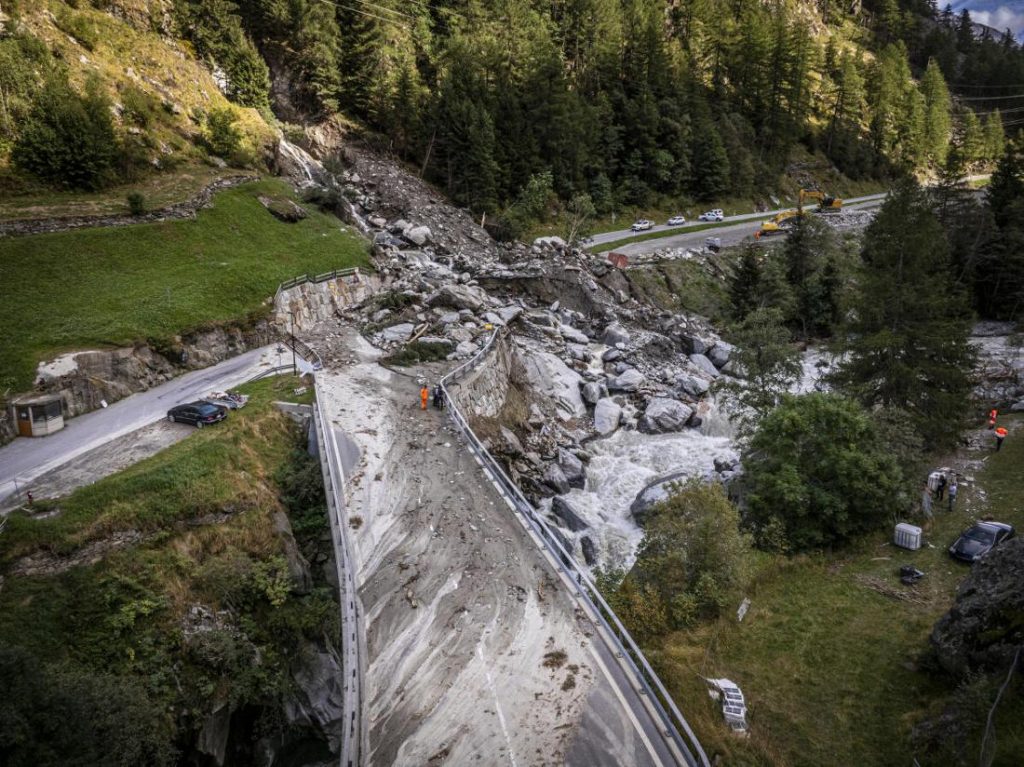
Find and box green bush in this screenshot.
[382,341,452,367]
[120,85,161,128]
[743,393,906,552]
[126,192,147,215]
[12,75,119,190]
[205,107,241,158]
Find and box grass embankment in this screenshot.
[623,258,729,324]
[0,164,234,221]
[0,375,335,761]
[655,415,1024,766]
[0,178,370,392]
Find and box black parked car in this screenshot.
[948,521,1015,563]
[167,401,227,428]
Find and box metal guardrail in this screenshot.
[440,330,711,767]
[281,336,324,371]
[244,364,295,383]
[275,267,364,301]
[312,383,365,767]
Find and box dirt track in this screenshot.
[317,326,665,767]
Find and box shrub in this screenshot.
[742,393,906,552]
[126,192,146,215]
[382,341,452,367]
[12,75,119,190]
[120,85,160,128]
[205,107,241,158]
[54,8,99,51]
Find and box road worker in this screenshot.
[420,384,429,410]
[995,426,1007,452]
[988,408,998,429]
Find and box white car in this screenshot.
[667,215,686,226]
[631,219,653,232]
[699,210,724,222]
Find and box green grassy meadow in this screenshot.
[0,178,370,392]
[654,415,1024,767]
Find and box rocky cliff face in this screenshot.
[931,536,1024,677]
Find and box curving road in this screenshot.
[0,345,286,508]
[587,193,889,250]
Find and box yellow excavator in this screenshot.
[758,189,843,236]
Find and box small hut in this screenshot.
[11,394,64,437]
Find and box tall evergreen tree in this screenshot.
[832,179,975,448]
[920,58,951,167]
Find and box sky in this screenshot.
[951,1,1024,41]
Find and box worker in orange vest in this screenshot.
[995,426,1008,452]
[420,384,429,410]
[988,408,998,429]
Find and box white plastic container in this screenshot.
[894,523,922,551]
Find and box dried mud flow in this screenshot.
[317,326,667,767]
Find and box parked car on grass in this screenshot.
[667,215,686,226]
[631,219,653,232]
[167,401,227,428]
[948,521,1015,563]
[699,210,725,222]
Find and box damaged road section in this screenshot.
[316,327,687,766]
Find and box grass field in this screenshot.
[0,178,370,392]
[653,415,1024,767]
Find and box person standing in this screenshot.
[420,384,429,410]
[935,472,947,502]
[995,426,1007,451]
[947,476,958,511]
[988,408,998,429]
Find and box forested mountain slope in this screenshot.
[1,0,1021,221]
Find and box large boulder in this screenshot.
[679,333,710,356]
[551,496,588,532]
[580,535,598,566]
[404,225,432,246]
[708,342,734,369]
[517,350,586,420]
[557,448,586,489]
[544,463,571,495]
[427,284,488,312]
[560,324,590,345]
[675,370,710,398]
[593,398,622,436]
[382,323,415,343]
[930,536,1024,677]
[689,353,720,378]
[601,322,631,347]
[629,471,690,525]
[581,381,605,406]
[608,368,644,392]
[638,397,694,434]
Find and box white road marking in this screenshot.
[477,644,519,767]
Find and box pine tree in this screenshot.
[983,111,1005,163]
[729,245,763,321]
[832,179,975,449]
[959,109,983,166]
[920,58,951,167]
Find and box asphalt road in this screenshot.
[0,345,284,507]
[587,192,889,248]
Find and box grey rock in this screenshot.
[371,309,392,323]
[638,397,694,434]
[483,311,504,327]
[602,348,622,362]
[389,218,410,233]
[428,284,488,311]
[497,305,524,324]
[404,225,432,246]
[382,323,415,342]
[557,447,586,489]
[545,463,571,495]
[680,334,709,356]
[551,496,588,532]
[594,398,622,435]
[560,324,590,344]
[608,368,644,392]
[438,312,461,325]
[675,371,710,397]
[581,381,605,406]
[455,341,477,356]
[499,426,524,455]
[417,336,453,347]
[602,322,631,347]
[689,353,720,378]
[580,535,598,566]
[708,342,734,368]
[1011,400,1024,412]
[534,235,567,249]
[630,471,689,525]
[517,350,586,420]
[931,536,1024,677]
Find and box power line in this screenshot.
[313,0,410,28]
[955,92,1024,101]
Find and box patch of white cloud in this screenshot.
[965,5,1024,38]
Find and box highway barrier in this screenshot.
[441,329,711,767]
